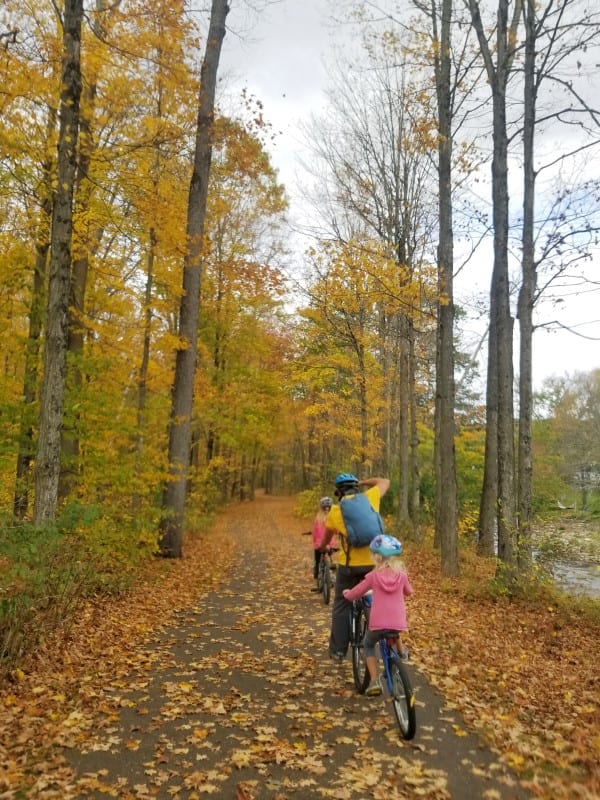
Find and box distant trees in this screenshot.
[538,370,600,510]
[300,36,439,533]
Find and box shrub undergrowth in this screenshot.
[0,503,160,673]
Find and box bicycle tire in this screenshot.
[322,562,331,604]
[316,559,324,594]
[390,659,416,740]
[350,605,370,693]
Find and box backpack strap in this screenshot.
[340,493,355,565]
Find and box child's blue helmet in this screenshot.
[370,534,403,557]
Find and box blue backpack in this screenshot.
[340,492,385,547]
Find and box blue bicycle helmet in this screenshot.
[334,473,359,489]
[370,534,403,557]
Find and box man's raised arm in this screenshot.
[358,476,390,497]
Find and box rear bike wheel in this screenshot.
[316,557,324,594]
[350,603,370,693]
[389,658,416,740]
[322,560,332,604]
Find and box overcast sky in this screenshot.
[221,0,332,187]
[219,0,600,389]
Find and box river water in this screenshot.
[533,518,600,600]
[543,557,600,599]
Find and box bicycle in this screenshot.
[349,595,416,740]
[316,547,337,604]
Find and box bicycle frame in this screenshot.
[350,596,416,740]
[380,634,400,689]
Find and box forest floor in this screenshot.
[0,493,598,799]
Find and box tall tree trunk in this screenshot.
[59,0,107,502]
[33,0,84,524]
[408,323,421,529]
[490,1,518,576]
[468,0,521,578]
[133,230,156,512]
[478,311,498,555]
[158,0,229,557]
[517,0,536,574]
[434,0,459,576]
[397,322,410,524]
[134,46,167,510]
[14,110,56,518]
[358,339,369,467]
[59,93,96,502]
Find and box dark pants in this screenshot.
[329,564,373,657]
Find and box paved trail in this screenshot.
[69,494,531,799]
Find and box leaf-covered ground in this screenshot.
[0,494,598,799]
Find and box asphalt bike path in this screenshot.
[69,494,531,799]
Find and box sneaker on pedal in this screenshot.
[365,678,382,696]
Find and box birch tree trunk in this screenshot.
[33,0,84,524]
[158,0,229,557]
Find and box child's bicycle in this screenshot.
[316,547,338,604]
[349,595,417,740]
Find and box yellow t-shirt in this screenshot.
[326,486,381,567]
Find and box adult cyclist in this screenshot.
[320,473,390,662]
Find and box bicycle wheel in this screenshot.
[316,558,324,594]
[350,604,370,693]
[390,659,416,740]
[322,561,331,605]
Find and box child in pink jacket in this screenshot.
[343,534,413,696]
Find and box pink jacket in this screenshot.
[312,517,327,549]
[343,568,413,631]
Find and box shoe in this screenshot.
[365,678,382,696]
[330,651,345,663]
